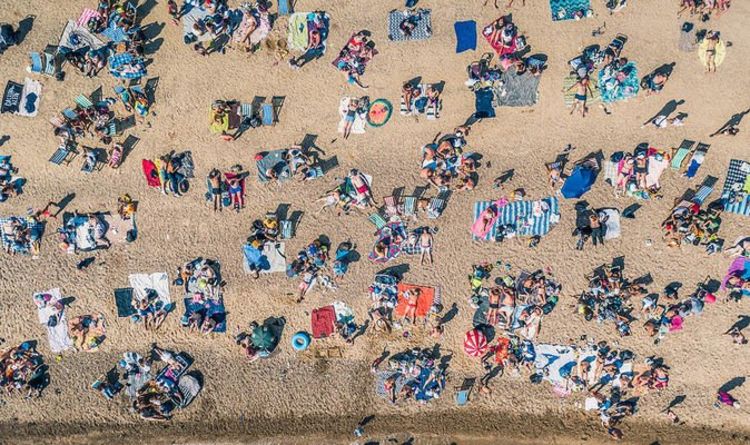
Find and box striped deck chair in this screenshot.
[280,220,294,239]
[49,116,65,129]
[28,52,43,74]
[49,144,77,166]
[403,196,417,220]
[62,108,78,120]
[383,195,400,217]
[368,213,387,230]
[427,195,446,219]
[693,176,717,205]
[240,103,253,118]
[75,94,94,109]
[670,139,695,170]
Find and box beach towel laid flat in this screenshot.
[256,149,291,182]
[33,288,73,354]
[474,88,495,118]
[394,283,437,318]
[722,257,750,291]
[399,84,441,119]
[337,97,368,134]
[388,9,432,41]
[699,39,726,68]
[645,154,669,189]
[243,242,287,274]
[472,197,560,241]
[287,12,310,51]
[598,62,639,103]
[58,20,105,53]
[114,288,136,317]
[493,70,540,107]
[534,344,633,387]
[182,7,213,43]
[76,8,100,27]
[1,81,23,114]
[561,165,597,199]
[182,297,227,333]
[684,145,709,179]
[454,20,477,53]
[128,272,170,305]
[563,72,600,107]
[722,159,750,216]
[108,53,147,80]
[550,0,592,21]
[2,78,42,117]
[599,208,621,240]
[311,305,336,338]
[367,99,393,127]
[0,216,43,254]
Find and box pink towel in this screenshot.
[77,8,100,27]
[471,206,498,238]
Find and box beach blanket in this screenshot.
[368,221,407,262]
[128,272,170,305]
[62,213,107,252]
[645,153,669,189]
[182,297,227,333]
[33,288,74,353]
[58,20,105,53]
[399,84,441,119]
[69,313,106,352]
[367,99,393,127]
[394,283,437,319]
[256,149,291,182]
[337,97,368,134]
[550,0,592,21]
[598,62,639,104]
[182,7,213,43]
[2,78,41,117]
[0,216,43,254]
[722,257,750,291]
[287,13,309,51]
[243,242,287,274]
[244,10,272,46]
[472,197,560,241]
[114,288,136,317]
[108,53,146,80]
[561,165,597,199]
[721,159,750,216]
[563,72,600,107]
[388,9,432,41]
[1,81,23,114]
[493,70,540,107]
[534,344,633,387]
[76,8,100,27]
[375,370,406,398]
[599,208,621,240]
[454,20,477,53]
[474,88,496,119]
[699,39,726,68]
[311,305,336,338]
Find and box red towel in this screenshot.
[142,159,160,188]
[311,305,336,338]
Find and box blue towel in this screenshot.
[474,88,495,119]
[550,0,591,21]
[561,165,597,199]
[454,20,476,53]
[182,297,227,333]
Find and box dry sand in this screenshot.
[1,0,750,444]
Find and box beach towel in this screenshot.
[33,288,73,353]
[550,0,592,21]
[368,221,407,262]
[722,159,750,216]
[0,216,43,254]
[182,7,213,43]
[142,159,160,187]
[394,283,437,319]
[58,20,105,53]
[400,84,441,119]
[454,20,476,53]
[598,62,639,103]
[256,149,291,182]
[471,202,503,238]
[699,39,726,68]
[684,145,709,179]
[493,70,540,107]
[722,257,750,291]
[16,78,41,118]
[311,305,336,338]
[678,28,697,52]
[472,197,560,241]
[108,53,146,80]
[534,344,633,387]
[243,242,287,274]
[474,88,495,119]
[1,81,23,114]
[76,8,100,27]
[563,72,600,107]
[561,165,597,198]
[248,11,272,46]
[182,297,227,333]
[287,13,310,51]
[388,9,432,42]
[645,153,669,188]
[599,208,621,240]
[337,97,367,134]
[128,272,170,305]
[367,99,393,127]
[114,288,136,317]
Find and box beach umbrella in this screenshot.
[463,328,488,357]
[250,325,274,350]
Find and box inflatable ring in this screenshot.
[291,331,311,352]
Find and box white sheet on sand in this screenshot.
[645,155,669,188]
[534,344,632,387]
[34,288,73,353]
[599,208,621,240]
[58,20,106,52]
[243,242,287,274]
[16,78,42,118]
[75,223,96,251]
[128,272,170,304]
[337,97,367,135]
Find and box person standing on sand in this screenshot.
[564,75,594,117]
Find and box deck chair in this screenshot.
[693,176,717,205]
[403,196,417,220]
[280,219,294,239]
[261,103,274,126]
[278,0,292,15]
[383,195,400,217]
[454,377,475,406]
[240,103,253,118]
[271,96,284,124]
[101,121,118,137]
[74,94,94,109]
[684,142,710,179]
[49,143,77,166]
[427,191,449,219]
[671,139,695,170]
[81,147,104,173]
[62,108,79,120]
[144,77,159,105]
[368,213,387,230]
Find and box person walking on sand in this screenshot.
[564,75,594,117]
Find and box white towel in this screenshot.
[128,272,170,304]
[33,288,73,353]
[337,97,367,135]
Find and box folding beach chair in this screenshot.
[74,94,94,109]
[609,33,628,56]
[403,196,417,220]
[28,52,43,74]
[427,190,450,219]
[271,96,285,123]
[684,142,710,179]
[693,176,718,205]
[49,143,77,166]
[382,195,400,217]
[671,139,695,170]
[28,46,58,77]
[240,103,253,118]
[278,0,292,15]
[368,213,387,230]
[454,377,475,406]
[280,219,294,239]
[261,103,274,126]
[62,108,79,120]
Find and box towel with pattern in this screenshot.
[388,9,432,41]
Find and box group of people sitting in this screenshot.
[234,320,278,362]
[375,347,447,405]
[57,212,111,253]
[401,80,441,116]
[130,345,192,421]
[420,126,478,190]
[576,264,650,337]
[260,146,317,182]
[332,30,377,87]
[613,146,668,198]
[131,288,170,330]
[678,0,731,18]
[0,156,22,203]
[642,279,715,343]
[152,151,194,196]
[316,169,374,215]
[69,313,107,351]
[0,342,48,398]
[1,215,41,255]
[176,258,225,335]
[287,237,336,302]
[53,98,118,145]
[662,200,723,252]
[469,262,560,340]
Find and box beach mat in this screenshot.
[16,78,42,118]
[494,71,540,107]
[33,288,73,353]
[550,0,591,21]
[311,305,336,338]
[114,288,136,317]
[337,97,367,135]
[388,9,432,41]
[722,159,750,216]
[394,283,436,318]
[472,197,560,241]
[454,20,476,53]
[1,81,23,114]
[287,12,309,51]
[256,149,291,182]
[243,242,287,274]
[182,297,227,333]
[128,272,170,305]
[474,88,495,118]
[600,208,621,240]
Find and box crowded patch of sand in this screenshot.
[1,1,750,444]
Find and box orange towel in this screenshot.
[394,283,435,318]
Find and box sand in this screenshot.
[1,0,750,444]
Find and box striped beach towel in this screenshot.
[722,159,750,216]
[400,84,441,119]
[76,8,100,27]
[472,197,560,241]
